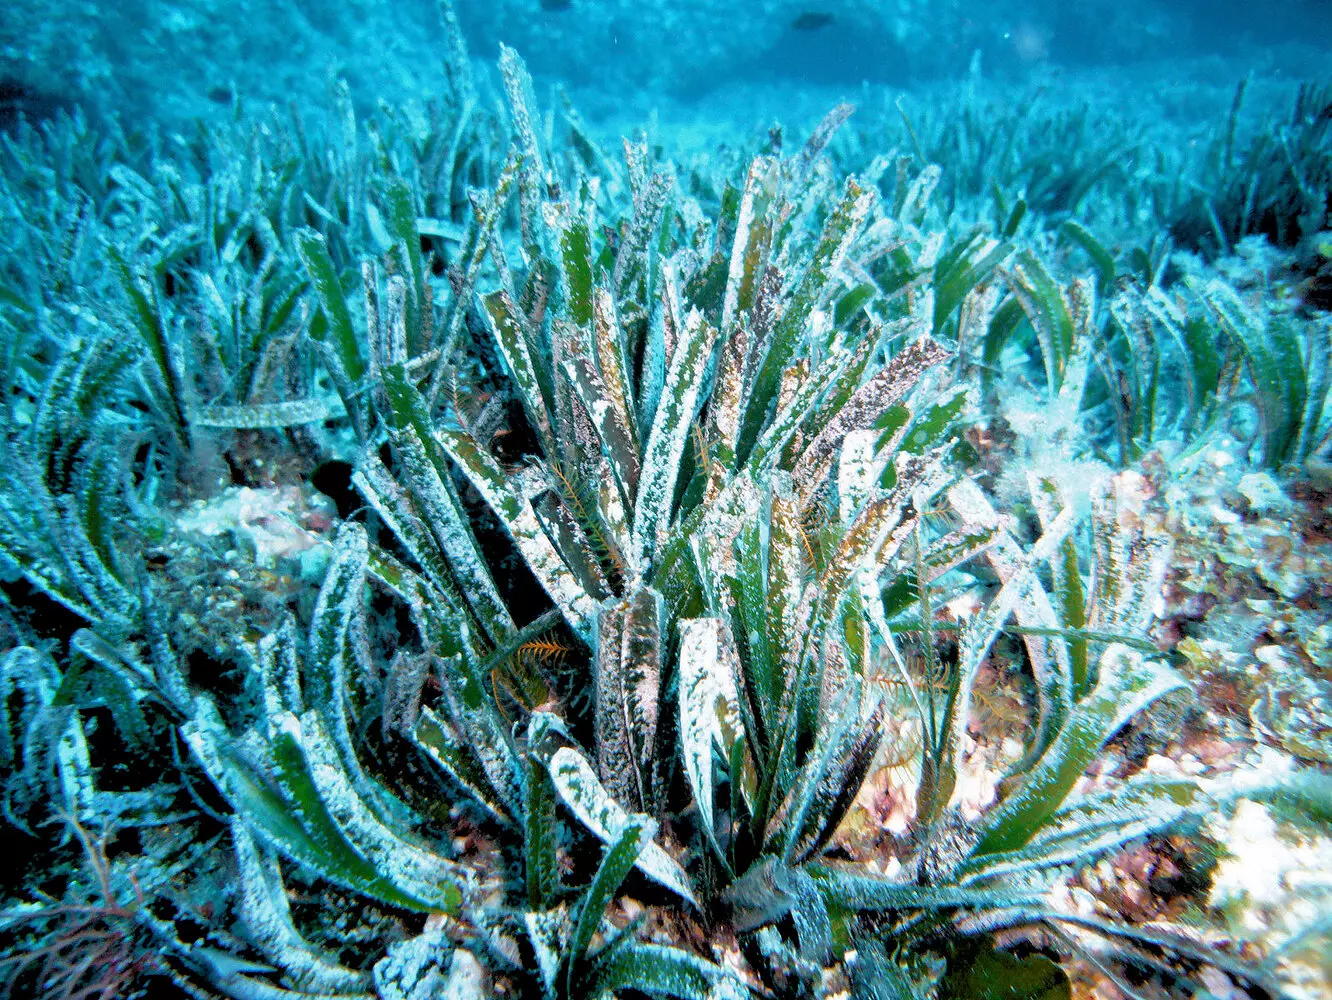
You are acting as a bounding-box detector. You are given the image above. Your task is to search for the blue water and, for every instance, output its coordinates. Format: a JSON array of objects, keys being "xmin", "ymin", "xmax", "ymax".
[
  {"xmin": 2, "ymin": 0, "xmax": 1330, "ymax": 132},
  {"xmin": 1, "ymin": 2, "xmax": 1330, "ymax": 998}
]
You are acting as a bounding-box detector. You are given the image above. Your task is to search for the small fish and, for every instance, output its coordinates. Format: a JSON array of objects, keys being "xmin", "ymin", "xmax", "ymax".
[
  {"xmin": 540, "ymin": 0, "xmax": 572, "ymax": 11},
  {"xmin": 791, "ymin": 11, "xmax": 835, "ymax": 31}
]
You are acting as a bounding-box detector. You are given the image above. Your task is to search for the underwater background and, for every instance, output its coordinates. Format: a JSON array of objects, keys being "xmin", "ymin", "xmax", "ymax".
[{"xmin": 1, "ymin": 1, "xmax": 1331, "ymax": 998}]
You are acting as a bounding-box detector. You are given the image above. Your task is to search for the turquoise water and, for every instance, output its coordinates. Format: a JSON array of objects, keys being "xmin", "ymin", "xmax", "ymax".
[{"xmin": 1, "ymin": 2, "xmax": 1330, "ymax": 999}]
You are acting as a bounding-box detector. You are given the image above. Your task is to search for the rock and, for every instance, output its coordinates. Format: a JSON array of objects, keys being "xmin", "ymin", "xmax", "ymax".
[
  {"xmin": 373, "ymin": 929, "xmax": 454, "ymax": 1000},
  {"xmin": 175, "ymin": 486, "xmax": 332, "ymax": 571},
  {"xmin": 1237, "ymin": 472, "xmax": 1289, "ymax": 515},
  {"xmin": 442, "ymin": 949, "xmax": 486, "ymax": 1000}
]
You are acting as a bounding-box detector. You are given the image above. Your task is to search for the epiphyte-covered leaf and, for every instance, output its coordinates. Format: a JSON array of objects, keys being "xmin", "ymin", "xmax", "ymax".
[{"xmin": 547, "ymin": 746, "xmax": 697, "ymax": 906}]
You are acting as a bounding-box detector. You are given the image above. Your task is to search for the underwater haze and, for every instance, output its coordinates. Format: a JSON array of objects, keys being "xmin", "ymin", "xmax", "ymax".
[
  {"xmin": 3, "ymin": 0, "xmax": 1332, "ymax": 124},
  {"xmin": 2, "ymin": 1, "xmax": 1332, "ymax": 999}
]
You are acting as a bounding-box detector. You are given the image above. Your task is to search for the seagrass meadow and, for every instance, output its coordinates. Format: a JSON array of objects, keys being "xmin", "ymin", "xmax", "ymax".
[{"xmin": 1, "ymin": 0, "xmax": 1331, "ymax": 998}]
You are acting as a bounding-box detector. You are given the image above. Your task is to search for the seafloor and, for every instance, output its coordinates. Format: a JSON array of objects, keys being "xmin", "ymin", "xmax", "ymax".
[{"xmin": 0, "ymin": 2, "xmax": 1330, "ymax": 999}]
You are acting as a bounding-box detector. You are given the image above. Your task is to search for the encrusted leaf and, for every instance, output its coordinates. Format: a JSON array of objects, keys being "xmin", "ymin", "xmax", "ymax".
[
  {"xmin": 412, "ymin": 706, "xmax": 512, "ymax": 824},
  {"xmin": 434, "ymin": 653, "xmax": 527, "ymax": 819},
  {"xmin": 292, "ymin": 710, "xmax": 463, "ymax": 911},
  {"xmin": 837, "ymin": 429, "xmax": 887, "ymax": 522},
  {"xmin": 592, "ymin": 287, "xmax": 640, "ymax": 482},
  {"xmin": 354, "ymin": 458, "xmax": 468, "ymax": 629},
  {"xmin": 748, "ymin": 315, "xmax": 875, "ymax": 473},
  {"xmin": 764, "ymin": 479, "xmax": 807, "ymax": 685},
  {"xmin": 1029, "ymin": 475, "xmax": 1089, "ymax": 698},
  {"xmin": 721, "ymin": 156, "xmax": 779, "ymax": 332},
  {"xmin": 378, "ymin": 365, "xmax": 514, "ymax": 644},
  {"xmin": 678, "ymin": 618, "xmax": 741, "ymax": 866},
  {"xmin": 594, "ymin": 587, "xmax": 663, "ymax": 812},
  {"xmin": 432, "ymin": 150, "xmax": 519, "ymax": 372},
  {"xmin": 524, "ymin": 907, "xmax": 570, "ymax": 995},
  {"xmin": 946, "ymin": 479, "xmax": 1075, "ymax": 766},
  {"xmin": 498, "ymin": 44, "xmax": 548, "ymax": 257},
  {"xmin": 184, "ymin": 702, "xmax": 427, "ymax": 911},
  {"xmin": 436, "ymin": 427, "xmax": 598, "ymax": 638},
  {"xmin": 791, "ymin": 336, "xmax": 951, "ymax": 499},
  {"xmin": 632, "ymin": 300, "xmax": 719, "ymax": 569},
  {"xmin": 307, "ymin": 523, "xmax": 374, "ymax": 791},
  {"xmin": 560, "ymin": 317, "xmax": 640, "ymax": 512},
  {"xmin": 231, "ymin": 821, "xmax": 370, "ymax": 994},
  {"xmin": 371, "ymin": 929, "xmax": 454, "ymax": 1000},
  {"xmin": 783, "ymin": 701, "xmax": 884, "ymax": 865},
  {"xmin": 482, "ymin": 287, "xmax": 555, "ymax": 455},
  {"xmin": 725, "ymin": 859, "xmax": 832, "ymax": 963},
  {"xmin": 738, "ymin": 176, "xmax": 875, "ymax": 460},
  {"xmin": 807, "ymin": 864, "xmax": 1041, "ymax": 914},
  {"xmin": 1087, "ymin": 471, "xmax": 1170, "ymax": 650},
  {"xmin": 0, "ymin": 646, "xmax": 95, "ymax": 825},
  {"xmin": 547, "ymin": 746, "xmax": 697, "ymax": 906},
  {"xmin": 191, "ymin": 398, "xmax": 342, "ymax": 428}
]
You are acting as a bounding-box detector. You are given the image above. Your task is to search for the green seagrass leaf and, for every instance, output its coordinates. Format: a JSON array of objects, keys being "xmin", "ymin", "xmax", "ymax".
[
  {"xmin": 933, "ymin": 229, "xmax": 1012, "ymax": 338},
  {"xmin": 294, "ymin": 228, "xmax": 364, "ymax": 384},
  {"xmin": 941, "ymin": 941, "xmax": 1070, "ymax": 1000},
  {"xmin": 1058, "ymin": 220, "xmax": 1116, "ymax": 293},
  {"xmin": 971, "ymin": 647, "xmax": 1187, "ymax": 858},
  {"xmin": 960, "ymin": 773, "xmax": 1199, "ymax": 882},
  {"xmin": 1004, "ymin": 250, "xmax": 1074, "ymax": 396},
  {"xmin": 525, "ymin": 720, "xmax": 561, "ymax": 909},
  {"xmin": 585, "ymin": 942, "xmax": 720, "ymax": 1000},
  {"xmin": 559, "ymin": 198, "xmax": 595, "ymax": 327},
  {"xmin": 378, "ymin": 364, "xmax": 515, "ymax": 644},
  {"xmin": 379, "ymin": 176, "xmax": 426, "ymax": 355},
  {"xmin": 569, "ymin": 816, "xmax": 651, "ymax": 976},
  {"xmin": 110, "ymin": 247, "xmax": 190, "ymax": 447},
  {"xmin": 737, "ymin": 176, "xmax": 875, "ymax": 464},
  {"xmin": 1198, "ymin": 277, "xmax": 1308, "ymax": 466},
  {"xmin": 727, "ymin": 507, "xmax": 780, "ymax": 750}
]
